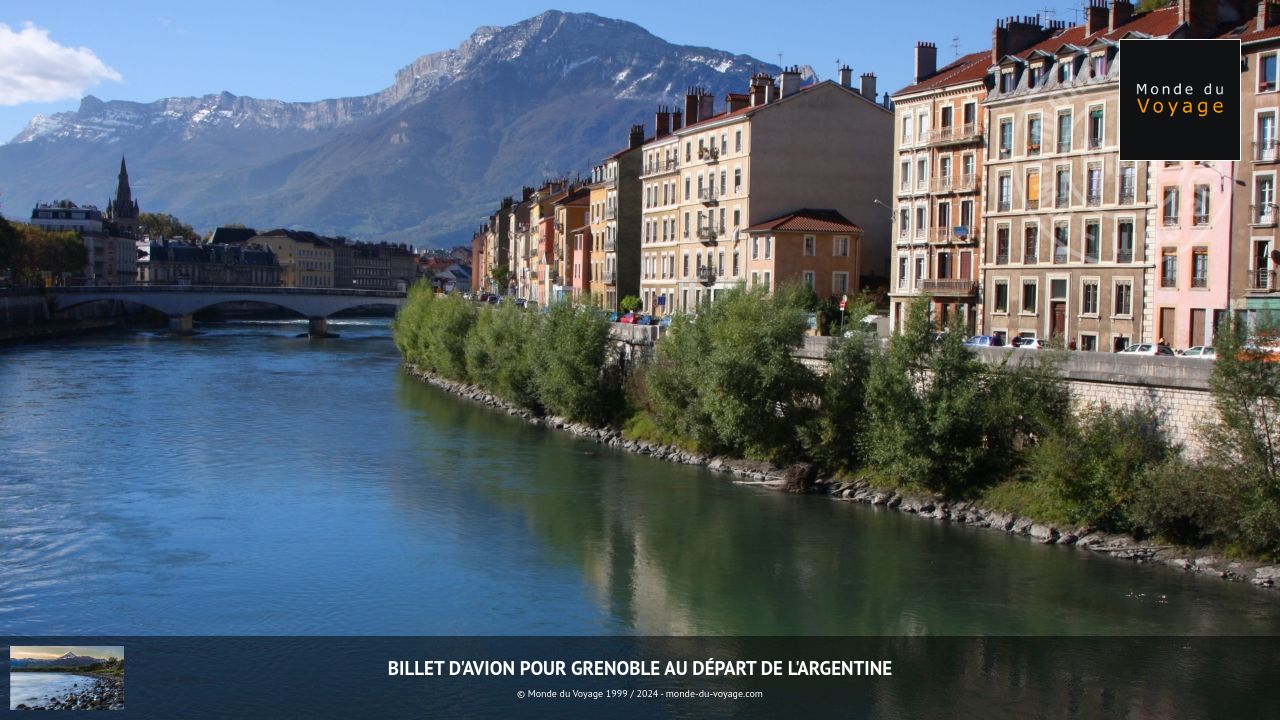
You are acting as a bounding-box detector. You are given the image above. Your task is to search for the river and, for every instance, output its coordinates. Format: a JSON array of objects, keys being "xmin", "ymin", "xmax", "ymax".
[{"xmin": 1, "ymin": 317, "xmax": 1279, "ymax": 637}]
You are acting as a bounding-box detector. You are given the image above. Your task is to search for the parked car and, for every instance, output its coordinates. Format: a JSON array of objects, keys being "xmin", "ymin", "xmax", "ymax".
[
  {"xmin": 1119, "ymin": 343, "xmax": 1175, "ymax": 356},
  {"xmin": 487, "ymin": 295, "xmax": 500, "ymax": 304},
  {"xmin": 963, "ymin": 335, "xmax": 1004, "ymax": 347},
  {"xmin": 658, "ymin": 315, "xmax": 672, "ymax": 328},
  {"xmin": 618, "ymin": 312, "xmax": 636, "ymax": 324},
  {"xmin": 1011, "ymin": 336, "xmax": 1044, "ymax": 349},
  {"xmin": 1180, "ymin": 346, "xmax": 1216, "ymax": 359},
  {"xmin": 635, "ymin": 314, "xmax": 655, "ymax": 326},
  {"xmin": 514, "ymin": 299, "xmax": 528, "ymax": 308},
  {"xmin": 607, "ymin": 311, "xmax": 620, "ymax": 323}
]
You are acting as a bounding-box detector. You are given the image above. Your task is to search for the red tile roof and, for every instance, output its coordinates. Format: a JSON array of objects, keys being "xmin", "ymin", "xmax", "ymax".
[
  {"xmin": 893, "ymin": 50, "xmax": 990, "ymax": 97},
  {"xmin": 745, "ymin": 209, "xmax": 862, "ymax": 234}
]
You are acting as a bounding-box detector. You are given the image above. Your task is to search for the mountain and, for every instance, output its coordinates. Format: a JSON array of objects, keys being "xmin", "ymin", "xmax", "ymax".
[
  {"xmin": 0, "ymin": 11, "xmax": 808, "ymax": 246},
  {"xmin": 10, "ymin": 653, "xmax": 107, "ymax": 669}
]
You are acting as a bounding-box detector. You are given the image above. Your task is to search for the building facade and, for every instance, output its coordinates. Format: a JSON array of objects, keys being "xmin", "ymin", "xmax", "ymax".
[
  {"xmin": 251, "ymin": 230, "xmax": 334, "ymax": 288},
  {"xmin": 138, "ymin": 241, "xmax": 280, "ymax": 286},
  {"xmin": 890, "ymin": 50, "xmax": 988, "ymax": 333},
  {"xmin": 743, "ymin": 209, "xmax": 863, "ymax": 300}
]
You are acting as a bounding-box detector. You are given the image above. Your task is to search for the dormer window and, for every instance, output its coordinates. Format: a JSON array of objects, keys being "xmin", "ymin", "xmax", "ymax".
[
  {"xmin": 1028, "ymin": 65, "xmax": 1042, "ymax": 87},
  {"xmin": 1000, "ymin": 70, "xmax": 1015, "ymax": 93},
  {"xmin": 1091, "ymin": 53, "xmax": 1108, "ymax": 78},
  {"xmin": 1058, "ymin": 61, "xmax": 1071, "ymax": 83}
]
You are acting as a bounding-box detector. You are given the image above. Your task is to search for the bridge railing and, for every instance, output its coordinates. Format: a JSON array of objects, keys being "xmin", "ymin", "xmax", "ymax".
[{"xmin": 49, "ymin": 285, "xmax": 407, "ymax": 299}]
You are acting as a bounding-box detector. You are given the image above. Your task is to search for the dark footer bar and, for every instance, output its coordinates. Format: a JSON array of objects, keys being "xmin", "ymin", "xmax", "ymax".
[{"xmin": 3, "ymin": 637, "xmax": 1277, "ymax": 719}]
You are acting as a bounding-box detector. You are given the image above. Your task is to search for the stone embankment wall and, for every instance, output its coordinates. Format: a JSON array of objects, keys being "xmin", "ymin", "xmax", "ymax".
[{"xmin": 610, "ymin": 328, "xmax": 1217, "ymax": 454}]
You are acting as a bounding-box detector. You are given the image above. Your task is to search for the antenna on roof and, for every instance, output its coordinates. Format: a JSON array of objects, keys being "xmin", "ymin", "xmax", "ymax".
[
  {"xmin": 777, "ymin": 52, "xmax": 783, "ymax": 68},
  {"xmin": 950, "ymin": 36, "xmax": 961, "ymax": 58}
]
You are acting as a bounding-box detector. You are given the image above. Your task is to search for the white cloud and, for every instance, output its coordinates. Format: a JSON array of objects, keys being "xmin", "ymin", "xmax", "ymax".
[{"xmin": 0, "ymin": 22, "xmax": 122, "ymax": 106}]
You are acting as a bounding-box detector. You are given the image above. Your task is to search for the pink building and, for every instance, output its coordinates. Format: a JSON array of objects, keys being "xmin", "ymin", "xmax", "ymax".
[
  {"xmin": 1151, "ymin": 161, "xmax": 1234, "ymax": 350},
  {"xmin": 570, "ymin": 224, "xmax": 591, "ymax": 301}
]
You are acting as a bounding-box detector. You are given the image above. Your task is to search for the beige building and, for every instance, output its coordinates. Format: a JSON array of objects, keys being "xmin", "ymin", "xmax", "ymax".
[
  {"xmin": 252, "ymin": 230, "xmax": 334, "ymax": 288},
  {"xmin": 890, "ymin": 47, "xmax": 988, "ymax": 332},
  {"xmin": 642, "ymin": 68, "xmax": 892, "ymax": 315},
  {"xmin": 587, "ymin": 169, "xmax": 610, "ymax": 304}
]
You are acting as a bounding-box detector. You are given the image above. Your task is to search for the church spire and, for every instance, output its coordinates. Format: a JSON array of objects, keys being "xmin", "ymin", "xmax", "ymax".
[{"xmin": 107, "ymin": 155, "xmax": 140, "ymax": 237}]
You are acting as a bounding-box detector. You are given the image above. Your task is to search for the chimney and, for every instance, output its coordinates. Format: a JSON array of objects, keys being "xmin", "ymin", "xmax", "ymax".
[
  {"xmin": 671, "ymin": 110, "xmax": 682, "ymax": 130},
  {"xmin": 749, "ymin": 74, "xmax": 770, "ymax": 106},
  {"xmin": 860, "ymin": 72, "xmax": 877, "ymax": 100},
  {"xmin": 838, "ymin": 65, "xmax": 853, "ymax": 88},
  {"xmin": 698, "ymin": 89, "xmax": 714, "ymax": 120},
  {"xmin": 915, "ymin": 42, "xmax": 938, "ymax": 83},
  {"xmin": 764, "ymin": 78, "xmax": 779, "ymax": 103},
  {"xmin": 1178, "ymin": 0, "xmax": 1217, "ymax": 38},
  {"xmin": 683, "ymin": 87, "xmax": 702, "ymax": 125},
  {"xmin": 1109, "ymin": 0, "xmax": 1134, "ymax": 31},
  {"xmin": 522, "ymin": 186, "xmax": 534, "ymax": 202},
  {"xmin": 1260, "ymin": 1, "xmax": 1280, "ymax": 30},
  {"xmin": 629, "ymin": 124, "xmax": 645, "ymax": 149},
  {"xmin": 1086, "ymin": 0, "xmax": 1108, "ymax": 35},
  {"xmin": 992, "ymin": 16, "xmax": 1051, "ymax": 66},
  {"xmin": 726, "ymin": 92, "xmax": 749, "ymax": 112},
  {"xmin": 778, "ymin": 66, "xmax": 801, "ymax": 98},
  {"xmin": 654, "ymin": 106, "xmax": 671, "ymax": 138}
]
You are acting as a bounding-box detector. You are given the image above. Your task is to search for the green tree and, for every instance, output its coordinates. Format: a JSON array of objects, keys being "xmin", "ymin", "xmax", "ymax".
[
  {"xmin": 803, "ymin": 294, "xmax": 876, "ymax": 471},
  {"xmin": 619, "ymin": 295, "xmax": 642, "ymax": 313},
  {"xmin": 419, "ymin": 291, "xmax": 477, "ymax": 380},
  {"xmin": 490, "ymin": 265, "xmax": 511, "ymax": 294},
  {"xmin": 139, "ymin": 212, "xmax": 198, "ymax": 241},
  {"xmin": 531, "ymin": 300, "xmax": 616, "ymax": 424},
  {"xmin": 465, "ymin": 301, "xmax": 540, "ymax": 408}
]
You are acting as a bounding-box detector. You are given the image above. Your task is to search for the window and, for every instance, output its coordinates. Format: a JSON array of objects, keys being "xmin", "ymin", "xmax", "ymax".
[
  {"xmin": 937, "ymin": 252, "xmax": 951, "ymax": 279},
  {"xmin": 1026, "ymin": 169, "xmax": 1040, "ymax": 209},
  {"xmin": 1027, "ymin": 115, "xmax": 1042, "ymax": 154},
  {"xmin": 1114, "ymin": 281, "xmax": 1133, "ymax": 316},
  {"xmin": 1163, "ymin": 186, "xmax": 1180, "ymax": 226},
  {"xmin": 734, "ymin": 168, "xmax": 742, "ymax": 192},
  {"xmin": 998, "ymin": 119, "xmax": 1013, "ymax": 158},
  {"xmin": 803, "ymin": 235, "xmax": 816, "ymax": 256},
  {"xmin": 1084, "ymin": 221, "xmax": 1100, "ymax": 263},
  {"xmin": 995, "ymin": 225, "xmax": 1010, "ymax": 264},
  {"xmin": 1161, "ymin": 248, "xmax": 1178, "ymax": 287},
  {"xmin": 998, "ymin": 173, "xmax": 1012, "ymax": 211},
  {"xmin": 763, "ymin": 271, "xmax": 771, "ymax": 291},
  {"xmin": 916, "ymin": 206, "xmax": 927, "ymax": 237},
  {"xmin": 900, "ymin": 161, "xmax": 910, "ymax": 190},
  {"xmin": 1082, "ymin": 280, "xmax": 1099, "ymax": 315},
  {"xmin": 1261, "ymin": 52, "xmax": 1277, "ymax": 93},
  {"xmin": 960, "ymin": 200, "xmax": 974, "ymax": 229},
  {"xmin": 1054, "ymin": 223, "xmax": 1069, "ymax": 264},
  {"xmin": 994, "ymin": 280, "xmax": 1009, "ymax": 313},
  {"xmin": 732, "ymin": 251, "xmax": 740, "ymax": 276},
  {"xmin": 917, "ymin": 158, "xmax": 927, "ymax": 189},
  {"xmin": 1021, "ymin": 280, "xmax": 1038, "ymax": 315},
  {"xmin": 834, "ymin": 236, "xmax": 850, "ymax": 257},
  {"xmin": 751, "ymin": 237, "xmax": 760, "ymax": 259},
  {"xmin": 1059, "ymin": 60, "xmax": 1072, "ymax": 84},
  {"xmin": 803, "ymin": 271, "xmax": 815, "ymax": 288},
  {"xmin": 683, "ymin": 253, "xmax": 689, "ymax": 277},
  {"xmin": 1056, "ymin": 167, "xmax": 1071, "ymax": 208},
  {"xmin": 1057, "ymin": 111, "xmax": 1072, "ymax": 153},
  {"xmin": 1119, "ymin": 163, "xmax": 1137, "ymax": 204},
  {"xmin": 1194, "ymin": 184, "xmax": 1211, "ymax": 225},
  {"xmin": 898, "ymin": 208, "xmax": 909, "ymax": 237},
  {"xmin": 684, "ymin": 177, "xmax": 691, "ymax": 201},
  {"xmin": 1024, "ymin": 224, "xmax": 1039, "ymax": 264},
  {"xmin": 1086, "ymin": 164, "xmax": 1103, "ymax": 206},
  {"xmin": 1256, "ymin": 176, "xmax": 1276, "ymax": 223},
  {"xmin": 833, "ymin": 272, "xmax": 849, "ymax": 294},
  {"xmin": 764, "ymin": 237, "xmax": 772, "ymax": 259},
  {"xmin": 1192, "ymin": 248, "xmax": 1209, "ymax": 288},
  {"xmin": 937, "ymin": 201, "xmax": 951, "ymax": 231},
  {"xmin": 1080, "ymin": 334, "xmax": 1097, "ymax": 352},
  {"xmin": 963, "ymin": 102, "xmax": 976, "ymax": 128},
  {"xmin": 1088, "ymin": 107, "xmax": 1104, "ymax": 149},
  {"xmin": 1091, "ymin": 53, "xmax": 1108, "ymax": 78},
  {"xmin": 735, "ymin": 130, "xmax": 742, "ymax": 153},
  {"xmin": 1000, "ymin": 70, "xmax": 1015, "ymax": 93},
  {"xmin": 1116, "ymin": 220, "xmax": 1135, "ymax": 262},
  {"xmin": 898, "ymin": 257, "xmax": 907, "ymax": 288},
  {"xmin": 939, "ymin": 156, "xmax": 952, "ymax": 184},
  {"xmin": 733, "ymin": 209, "xmax": 741, "ymax": 227},
  {"xmin": 902, "ymin": 116, "xmax": 912, "ymax": 143},
  {"xmin": 915, "ymin": 257, "xmax": 925, "ymax": 281},
  {"xmin": 1029, "ymin": 64, "xmax": 1042, "ymax": 87}
]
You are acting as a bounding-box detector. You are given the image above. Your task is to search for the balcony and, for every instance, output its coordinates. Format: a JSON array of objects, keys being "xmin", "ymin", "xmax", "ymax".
[
  {"xmin": 1026, "ymin": 142, "xmax": 1042, "ymax": 156},
  {"xmin": 1086, "ymin": 193, "xmax": 1102, "ymax": 207},
  {"xmin": 921, "ymin": 279, "xmax": 977, "ymax": 296},
  {"xmin": 1088, "ymin": 136, "xmax": 1103, "ymax": 150},
  {"xmin": 1194, "ymin": 213, "xmax": 1210, "ymax": 226},
  {"xmin": 604, "ymin": 206, "xmax": 617, "ymax": 220},
  {"xmin": 1255, "ymin": 140, "xmax": 1278, "ymax": 163},
  {"xmin": 1119, "ymin": 190, "xmax": 1136, "ymax": 205},
  {"xmin": 696, "ymin": 265, "xmax": 716, "ymax": 284},
  {"xmin": 697, "ymin": 146, "xmax": 720, "ymax": 163},
  {"xmin": 924, "ymin": 123, "xmax": 981, "ymax": 147},
  {"xmin": 1251, "ymin": 268, "xmax": 1273, "ymax": 292},
  {"xmin": 1057, "ymin": 140, "xmax": 1072, "ymax": 153},
  {"xmin": 1117, "ymin": 248, "xmax": 1134, "ymax": 263},
  {"xmin": 995, "ymin": 252, "xmax": 1010, "ymax": 265},
  {"xmin": 1191, "ymin": 275, "xmax": 1208, "ymax": 289},
  {"xmin": 927, "ymin": 227, "xmax": 976, "ymax": 244},
  {"xmin": 603, "ymin": 237, "xmax": 616, "ymax": 252},
  {"xmin": 1026, "ymin": 197, "xmax": 1039, "ymax": 210},
  {"xmin": 603, "ymin": 270, "xmax": 616, "ymax": 286},
  {"xmin": 697, "ymin": 225, "xmax": 722, "ymax": 243},
  {"xmin": 997, "ymin": 200, "xmax": 1011, "ymax": 212},
  {"xmin": 1253, "ymin": 204, "xmax": 1278, "ymax": 226},
  {"xmin": 697, "ymin": 187, "xmax": 719, "ymax": 205},
  {"xmin": 1024, "ymin": 247, "xmax": 1038, "ymax": 264},
  {"xmin": 1053, "ymin": 247, "xmax": 1069, "ymax": 264},
  {"xmin": 998, "ymin": 146, "xmax": 1012, "ymax": 160},
  {"xmin": 1055, "ymin": 195, "xmax": 1070, "ymax": 209}
]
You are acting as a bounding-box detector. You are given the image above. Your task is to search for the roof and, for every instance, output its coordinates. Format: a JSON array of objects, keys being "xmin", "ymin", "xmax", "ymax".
[
  {"xmin": 745, "ymin": 209, "xmax": 862, "ymax": 234},
  {"xmin": 893, "ymin": 50, "xmax": 990, "ymax": 97},
  {"xmin": 1222, "ymin": 14, "xmax": 1280, "ymax": 45}
]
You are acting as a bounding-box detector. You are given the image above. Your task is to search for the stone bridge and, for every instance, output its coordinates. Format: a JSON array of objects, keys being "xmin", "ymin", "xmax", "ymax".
[{"xmin": 49, "ymin": 285, "xmax": 407, "ymax": 335}]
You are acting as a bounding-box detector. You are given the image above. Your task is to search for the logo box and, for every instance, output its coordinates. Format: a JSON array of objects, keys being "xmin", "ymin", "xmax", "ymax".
[{"xmin": 1119, "ymin": 38, "xmax": 1241, "ymax": 161}]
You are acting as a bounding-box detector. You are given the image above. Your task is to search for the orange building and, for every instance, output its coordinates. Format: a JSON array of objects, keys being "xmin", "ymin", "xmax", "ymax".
[{"xmin": 743, "ymin": 209, "xmax": 863, "ymax": 300}]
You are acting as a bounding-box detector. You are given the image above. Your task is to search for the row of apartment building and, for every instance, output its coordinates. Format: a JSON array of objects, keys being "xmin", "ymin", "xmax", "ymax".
[
  {"xmin": 471, "ymin": 67, "xmax": 896, "ymax": 314},
  {"xmin": 890, "ymin": 0, "xmax": 1280, "ymax": 351}
]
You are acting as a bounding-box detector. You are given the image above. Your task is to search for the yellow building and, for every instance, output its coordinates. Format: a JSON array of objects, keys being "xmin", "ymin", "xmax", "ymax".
[{"xmin": 251, "ymin": 230, "xmax": 334, "ymax": 288}]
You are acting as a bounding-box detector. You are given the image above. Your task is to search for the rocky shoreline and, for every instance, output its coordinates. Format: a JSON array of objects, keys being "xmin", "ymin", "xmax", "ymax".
[
  {"xmin": 13, "ymin": 674, "xmax": 124, "ymax": 711},
  {"xmin": 405, "ymin": 365, "xmax": 1280, "ymax": 594}
]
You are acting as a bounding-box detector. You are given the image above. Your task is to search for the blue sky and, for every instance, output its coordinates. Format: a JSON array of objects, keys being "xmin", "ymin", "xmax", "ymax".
[{"xmin": 0, "ymin": 0, "xmax": 1090, "ymax": 143}]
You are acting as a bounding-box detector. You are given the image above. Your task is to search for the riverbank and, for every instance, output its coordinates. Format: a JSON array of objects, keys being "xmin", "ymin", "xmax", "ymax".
[
  {"xmin": 0, "ymin": 317, "xmax": 124, "ymax": 344},
  {"xmin": 405, "ymin": 363, "xmax": 1280, "ymax": 595},
  {"xmin": 12, "ymin": 673, "xmax": 124, "ymax": 711}
]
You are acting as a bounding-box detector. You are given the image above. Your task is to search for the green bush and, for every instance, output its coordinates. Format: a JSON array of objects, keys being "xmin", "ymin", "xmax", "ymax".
[
  {"xmin": 465, "ymin": 301, "xmax": 540, "ymax": 408},
  {"xmin": 392, "ymin": 282, "xmax": 434, "ymax": 367},
  {"xmin": 802, "ymin": 295, "xmax": 875, "ymax": 471},
  {"xmin": 1028, "ymin": 404, "xmax": 1176, "ymax": 533},
  {"xmin": 419, "ymin": 292, "xmax": 477, "ymax": 380},
  {"xmin": 640, "ymin": 284, "xmax": 816, "ymax": 461},
  {"xmin": 531, "ymin": 300, "xmax": 616, "ymax": 424}
]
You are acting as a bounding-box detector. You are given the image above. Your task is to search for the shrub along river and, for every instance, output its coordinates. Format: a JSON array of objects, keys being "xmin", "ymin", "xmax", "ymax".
[{"xmin": 2, "ymin": 317, "xmax": 1279, "ymax": 637}]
